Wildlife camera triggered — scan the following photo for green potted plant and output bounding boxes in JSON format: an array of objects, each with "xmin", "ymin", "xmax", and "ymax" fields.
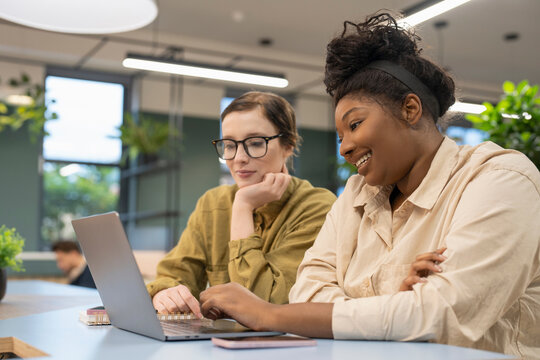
[
  {"xmin": 466, "ymin": 80, "xmax": 540, "ymax": 170},
  {"xmin": 0, "ymin": 225, "xmax": 25, "ymax": 301},
  {"xmin": 117, "ymin": 113, "xmax": 179, "ymax": 165},
  {"xmin": 0, "ymin": 73, "xmax": 58, "ymax": 142}
]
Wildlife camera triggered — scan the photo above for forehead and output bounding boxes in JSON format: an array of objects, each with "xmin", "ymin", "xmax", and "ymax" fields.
[
  {"xmin": 335, "ymin": 96, "xmax": 379, "ymax": 120},
  {"xmin": 221, "ymin": 108, "xmax": 277, "ymax": 138}
]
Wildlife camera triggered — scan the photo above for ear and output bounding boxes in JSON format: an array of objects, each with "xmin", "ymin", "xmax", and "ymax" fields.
[{"xmin": 401, "ymin": 94, "xmax": 423, "ymax": 126}]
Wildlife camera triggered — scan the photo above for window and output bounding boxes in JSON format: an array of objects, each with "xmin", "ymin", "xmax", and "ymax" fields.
[
  {"xmin": 44, "ymin": 76, "xmax": 123, "ymax": 163},
  {"xmin": 217, "ymin": 96, "xmax": 235, "ymax": 185},
  {"xmin": 445, "ymin": 126, "xmax": 486, "ymax": 146},
  {"xmin": 41, "ymin": 70, "xmax": 130, "ymax": 248}
]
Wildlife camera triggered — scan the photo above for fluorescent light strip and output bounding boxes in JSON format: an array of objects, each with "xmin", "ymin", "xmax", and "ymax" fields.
[
  {"xmin": 449, "ymin": 102, "xmax": 530, "ymax": 119},
  {"xmin": 398, "ymin": 0, "xmax": 472, "ymax": 28},
  {"xmin": 449, "ymin": 101, "xmax": 486, "ymax": 114},
  {"xmin": 122, "ymin": 58, "xmax": 288, "ymax": 88}
]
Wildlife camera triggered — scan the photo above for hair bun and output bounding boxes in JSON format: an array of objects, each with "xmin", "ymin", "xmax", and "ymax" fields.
[{"xmin": 325, "ymin": 12, "xmax": 455, "ymax": 120}]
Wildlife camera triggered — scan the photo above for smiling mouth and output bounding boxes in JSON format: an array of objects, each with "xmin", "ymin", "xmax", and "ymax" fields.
[{"xmin": 355, "ymin": 152, "xmax": 372, "ymax": 168}]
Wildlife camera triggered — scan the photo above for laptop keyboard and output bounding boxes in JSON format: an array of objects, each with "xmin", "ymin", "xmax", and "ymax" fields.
[{"xmin": 160, "ymin": 318, "xmax": 220, "ymax": 335}]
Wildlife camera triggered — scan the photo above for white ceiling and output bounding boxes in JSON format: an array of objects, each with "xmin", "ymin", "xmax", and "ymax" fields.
[{"xmin": 0, "ymin": 0, "xmax": 539, "ymax": 103}]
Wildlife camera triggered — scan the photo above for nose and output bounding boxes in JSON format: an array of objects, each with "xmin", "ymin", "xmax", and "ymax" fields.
[
  {"xmin": 339, "ymin": 135, "xmax": 354, "ymax": 159},
  {"xmin": 234, "ymin": 143, "xmax": 250, "ymax": 162}
]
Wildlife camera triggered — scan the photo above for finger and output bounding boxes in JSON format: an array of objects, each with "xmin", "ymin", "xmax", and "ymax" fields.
[
  {"xmin": 415, "ymin": 252, "xmax": 447, "ymax": 263},
  {"xmin": 200, "ymin": 296, "xmax": 220, "ymax": 318},
  {"xmin": 435, "ymin": 247, "xmax": 448, "ymax": 259},
  {"xmin": 167, "ymin": 292, "xmax": 190, "ymax": 313},
  {"xmin": 263, "ymin": 172, "xmax": 276, "ymax": 184},
  {"xmin": 178, "ymin": 286, "xmax": 202, "ymax": 318},
  {"xmin": 206, "ymin": 307, "xmax": 224, "ymax": 320},
  {"xmin": 272, "ymin": 174, "xmax": 289, "ymax": 192},
  {"xmin": 160, "ymin": 296, "xmax": 180, "ymax": 314},
  {"xmin": 411, "ymin": 260, "xmax": 442, "ymax": 274},
  {"xmin": 153, "ymin": 298, "xmax": 167, "ymax": 314},
  {"xmin": 408, "ymin": 275, "xmax": 427, "ymax": 285},
  {"xmin": 400, "ymin": 275, "xmax": 428, "ymax": 291}
]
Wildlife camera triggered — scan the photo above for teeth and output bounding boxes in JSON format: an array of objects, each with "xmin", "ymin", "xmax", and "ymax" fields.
[{"xmin": 355, "ymin": 152, "xmax": 372, "ymax": 167}]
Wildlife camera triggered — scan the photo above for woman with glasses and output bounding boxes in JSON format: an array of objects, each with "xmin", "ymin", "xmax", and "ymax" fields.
[
  {"xmin": 197, "ymin": 13, "xmax": 540, "ymax": 359},
  {"xmin": 146, "ymin": 91, "xmax": 336, "ymax": 318}
]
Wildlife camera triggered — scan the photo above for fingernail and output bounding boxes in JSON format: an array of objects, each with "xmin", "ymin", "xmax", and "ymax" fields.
[
  {"xmin": 440, "ymin": 255, "xmax": 447, "ymax": 260},
  {"xmin": 435, "ymin": 265, "xmax": 442, "ymax": 272}
]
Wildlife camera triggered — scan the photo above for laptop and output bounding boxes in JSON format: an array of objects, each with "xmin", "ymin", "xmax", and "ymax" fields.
[{"xmin": 72, "ymin": 211, "xmax": 282, "ymax": 341}]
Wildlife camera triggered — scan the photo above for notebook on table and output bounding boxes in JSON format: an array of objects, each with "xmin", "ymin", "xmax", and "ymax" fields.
[{"xmin": 72, "ymin": 211, "xmax": 282, "ymax": 341}]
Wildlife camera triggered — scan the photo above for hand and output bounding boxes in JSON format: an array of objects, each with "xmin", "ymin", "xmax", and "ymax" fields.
[
  {"xmin": 234, "ymin": 164, "xmax": 291, "ymax": 211},
  {"xmin": 399, "ymin": 247, "xmax": 447, "ymax": 291},
  {"xmin": 200, "ymin": 282, "xmax": 274, "ymax": 331},
  {"xmin": 152, "ymin": 284, "xmax": 202, "ymax": 318}
]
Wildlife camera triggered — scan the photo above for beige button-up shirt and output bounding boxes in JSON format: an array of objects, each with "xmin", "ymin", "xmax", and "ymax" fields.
[{"xmin": 289, "ymin": 137, "xmax": 540, "ymax": 359}]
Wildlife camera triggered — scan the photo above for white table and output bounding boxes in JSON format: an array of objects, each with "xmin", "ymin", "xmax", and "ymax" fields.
[{"xmin": 0, "ymin": 281, "xmax": 514, "ymax": 360}]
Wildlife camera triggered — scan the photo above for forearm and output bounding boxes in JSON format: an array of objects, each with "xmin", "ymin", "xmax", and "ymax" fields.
[
  {"xmin": 264, "ymin": 302, "xmax": 334, "ymax": 338},
  {"xmin": 230, "ymin": 202, "xmax": 255, "ymax": 240}
]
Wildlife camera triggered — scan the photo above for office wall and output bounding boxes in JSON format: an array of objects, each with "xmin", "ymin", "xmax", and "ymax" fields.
[
  {"xmin": 132, "ymin": 113, "xmax": 221, "ymax": 250},
  {"xmin": 0, "ymin": 126, "xmax": 41, "ymax": 251},
  {"xmin": 0, "ymin": 59, "xmax": 337, "ymax": 261},
  {"xmin": 131, "ymin": 111, "xmax": 338, "ymax": 251}
]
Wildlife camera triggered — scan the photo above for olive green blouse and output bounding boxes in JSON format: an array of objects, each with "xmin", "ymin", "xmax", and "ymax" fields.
[{"xmin": 146, "ymin": 176, "xmax": 336, "ymax": 304}]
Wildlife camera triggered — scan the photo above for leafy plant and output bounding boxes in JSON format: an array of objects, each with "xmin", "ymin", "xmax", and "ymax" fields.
[
  {"xmin": 466, "ymin": 80, "xmax": 540, "ymax": 170},
  {"xmin": 41, "ymin": 163, "xmax": 119, "ymax": 246},
  {"xmin": 0, "ymin": 73, "xmax": 58, "ymax": 142},
  {"xmin": 117, "ymin": 113, "xmax": 179, "ymax": 164},
  {"xmin": 0, "ymin": 225, "xmax": 25, "ymax": 272}
]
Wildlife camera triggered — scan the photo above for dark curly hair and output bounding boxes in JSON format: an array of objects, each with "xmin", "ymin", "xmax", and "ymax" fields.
[{"xmin": 324, "ymin": 12, "xmax": 455, "ymax": 122}]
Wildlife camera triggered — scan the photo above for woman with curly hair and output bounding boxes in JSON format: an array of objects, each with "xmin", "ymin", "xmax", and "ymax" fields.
[{"xmin": 199, "ymin": 13, "xmax": 540, "ymax": 359}]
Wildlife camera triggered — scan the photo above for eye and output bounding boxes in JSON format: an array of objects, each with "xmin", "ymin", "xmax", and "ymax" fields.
[
  {"xmin": 246, "ymin": 139, "xmax": 265, "ymax": 148},
  {"xmin": 350, "ymin": 120, "xmax": 362, "ymax": 131}
]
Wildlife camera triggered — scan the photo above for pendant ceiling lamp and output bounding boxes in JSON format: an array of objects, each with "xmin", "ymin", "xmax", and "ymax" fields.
[{"xmin": 0, "ymin": 0, "xmax": 157, "ymax": 34}]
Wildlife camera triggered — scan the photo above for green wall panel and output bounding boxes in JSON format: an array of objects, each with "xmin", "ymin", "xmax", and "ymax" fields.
[
  {"xmin": 296, "ymin": 128, "xmax": 338, "ymax": 193},
  {"xmin": 0, "ymin": 128, "xmax": 41, "ymax": 251}
]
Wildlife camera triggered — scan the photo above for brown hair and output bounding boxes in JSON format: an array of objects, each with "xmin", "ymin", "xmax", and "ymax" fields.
[
  {"xmin": 324, "ymin": 12, "xmax": 455, "ymax": 123},
  {"xmin": 221, "ymin": 91, "xmax": 302, "ymax": 154},
  {"xmin": 52, "ymin": 240, "xmax": 81, "ymax": 254}
]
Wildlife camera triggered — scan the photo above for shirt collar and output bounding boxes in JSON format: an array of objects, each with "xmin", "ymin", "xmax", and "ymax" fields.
[
  {"xmin": 67, "ymin": 259, "xmax": 87, "ymax": 282},
  {"xmin": 352, "ymin": 136, "xmax": 459, "ymax": 211},
  {"xmin": 407, "ymin": 136, "xmax": 458, "ymax": 210}
]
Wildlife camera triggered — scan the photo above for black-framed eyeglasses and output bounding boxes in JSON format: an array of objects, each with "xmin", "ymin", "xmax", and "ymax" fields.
[{"xmin": 211, "ymin": 134, "xmax": 283, "ymax": 160}]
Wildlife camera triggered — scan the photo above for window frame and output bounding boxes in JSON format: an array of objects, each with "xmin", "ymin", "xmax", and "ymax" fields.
[{"xmin": 39, "ymin": 66, "xmax": 132, "ymax": 249}]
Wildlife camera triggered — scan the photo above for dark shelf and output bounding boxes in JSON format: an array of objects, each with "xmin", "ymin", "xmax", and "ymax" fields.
[
  {"xmin": 119, "ymin": 210, "xmax": 180, "ymax": 222},
  {"xmin": 121, "ymin": 159, "xmax": 181, "ymax": 179}
]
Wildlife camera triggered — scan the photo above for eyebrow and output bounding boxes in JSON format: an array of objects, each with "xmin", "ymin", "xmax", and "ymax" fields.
[
  {"xmin": 221, "ymin": 132, "xmax": 267, "ymax": 139},
  {"xmin": 340, "ymin": 107, "xmax": 368, "ymax": 122}
]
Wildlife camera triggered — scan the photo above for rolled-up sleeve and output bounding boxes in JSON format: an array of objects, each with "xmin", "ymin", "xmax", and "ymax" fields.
[
  {"xmin": 228, "ymin": 217, "xmax": 327, "ymax": 304},
  {"xmin": 228, "ymin": 190, "xmax": 335, "ymax": 304},
  {"xmin": 146, "ymin": 200, "xmax": 208, "ymax": 299},
  {"xmin": 332, "ymin": 169, "xmax": 540, "ymax": 345}
]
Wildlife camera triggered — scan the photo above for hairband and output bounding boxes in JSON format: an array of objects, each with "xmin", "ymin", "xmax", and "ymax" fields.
[{"xmin": 365, "ymin": 60, "xmax": 440, "ymax": 118}]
